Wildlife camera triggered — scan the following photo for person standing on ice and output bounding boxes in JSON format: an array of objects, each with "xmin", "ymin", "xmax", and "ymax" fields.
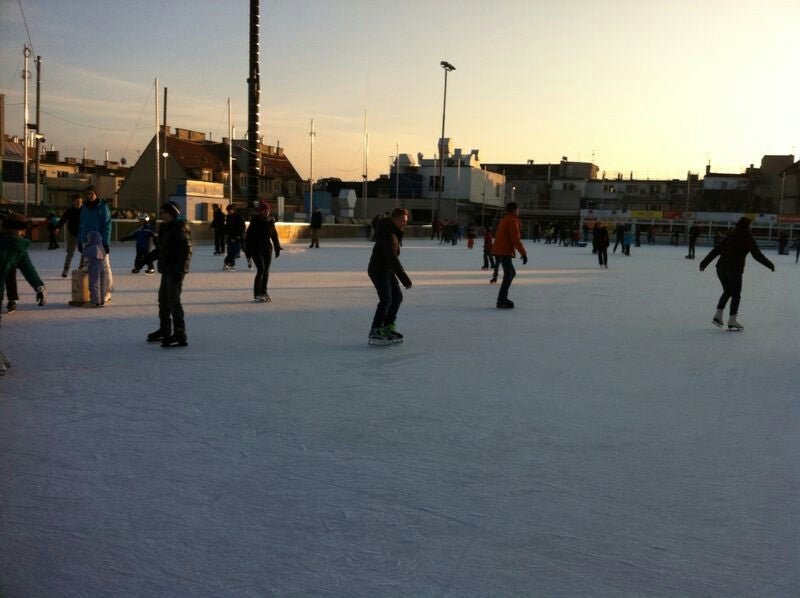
[
  {"xmin": 491, "ymin": 202, "xmax": 527, "ymax": 309},
  {"xmin": 81, "ymin": 231, "xmax": 107, "ymax": 307},
  {"xmin": 147, "ymin": 202, "xmax": 192, "ymax": 347},
  {"xmin": 699, "ymin": 217, "xmax": 774, "ymax": 331},
  {"xmin": 245, "ymin": 200, "xmax": 281, "ymax": 303},
  {"xmin": 210, "ymin": 204, "xmax": 226, "ymax": 255},
  {"xmin": 686, "ymin": 224, "xmax": 700, "ymax": 259},
  {"xmin": 78, "ymin": 186, "xmax": 113, "ymax": 303},
  {"xmin": 309, "ymin": 207, "xmax": 322, "ymax": 248},
  {"xmin": 593, "ymin": 221, "xmax": 609, "ymax": 268},
  {"xmin": 367, "ymin": 207, "xmax": 412, "ymax": 345},
  {"xmin": 482, "ymin": 226, "xmax": 495, "ymax": 271},
  {"xmin": 56, "ymin": 194, "xmax": 83, "ymax": 277}
]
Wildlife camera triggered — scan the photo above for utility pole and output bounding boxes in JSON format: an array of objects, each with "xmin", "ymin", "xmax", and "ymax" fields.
[
  {"xmin": 308, "ymin": 118, "xmax": 315, "ymax": 219},
  {"xmin": 154, "ymin": 78, "xmax": 160, "ymax": 217},
  {"xmin": 34, "ymin": 55, "xmax": 41, "ymax": 207},
  {"xmin": 395, "ymin": 142, "xmax": 400, "ymax": 208},
  {"xmin": 162, "ymin": 87, "xmax": 168, "ymax": 204},
  {"xmin": 22, "ymin": 45, "xmax": 30, "ymax": 215},
  {"xmin": 436, "ymin": 60, "xmax": 455, "ymax": 223},
  {"xmin": 247, "ymin": 0, "xmax": 262, "ymax": 208},
  {"xmin": 227, "ymin": 97, "xmax": 233, "ymax": 206},
  {"xmin": 362, "ymin": 110, "xmax": 368, "ymax": 218}
]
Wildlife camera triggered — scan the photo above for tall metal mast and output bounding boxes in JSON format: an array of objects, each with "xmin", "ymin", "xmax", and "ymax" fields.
[{"xmin": 247, "ymin": 0, "xmax": 261, "ymax": 208}]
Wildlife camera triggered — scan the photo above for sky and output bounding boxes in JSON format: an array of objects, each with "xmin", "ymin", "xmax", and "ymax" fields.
[{"xmin": 1, "ymin": 0, "xmax": 799, "ymax": 182}]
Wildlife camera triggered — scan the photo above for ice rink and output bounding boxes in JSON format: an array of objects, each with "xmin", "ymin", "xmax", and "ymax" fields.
[{"xmin": 1, "ymin": 236, "xmax": 798, "ymax": 596}]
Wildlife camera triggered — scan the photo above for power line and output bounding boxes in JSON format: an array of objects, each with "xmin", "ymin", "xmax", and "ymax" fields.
[
  {"xmin": 121, "ymin": 90, "xmax": 153, "ymax": 160},
  {"xmin": 16, "ymin": 0, "xmax": 36, "ymax": 56},
  {"xmin": 41, "ymin": 109, "xmax": 151, "ymax": 132}
]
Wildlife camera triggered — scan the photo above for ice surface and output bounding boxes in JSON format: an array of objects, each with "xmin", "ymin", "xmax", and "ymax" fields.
[{"xmin": 1, "ymin": 239, "xmax": 798, "ymax": 596}]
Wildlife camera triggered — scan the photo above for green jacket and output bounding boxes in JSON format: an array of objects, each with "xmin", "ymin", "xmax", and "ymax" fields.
[{"xmin": 0, "ymin": 233, "xmax": 44, "ymax": 304}]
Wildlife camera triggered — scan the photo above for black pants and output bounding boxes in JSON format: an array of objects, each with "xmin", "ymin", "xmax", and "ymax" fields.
[
  {"xmin": 613, "ymin": 238, "xmax": 623, "ymax": 252},
  {"xmin": 716, "ymin": 267, "xmax": 742, "ymax": 315},
  {"xmin": 48, "ymin": 232, "xmax": 59, "ymax": 249},
  {"xmin": 158, "ymin": 273, "xmax": 186, "ymax": 335},
  {"xmin": 497, "ymin": 256, "xmax": 515, "ymax": 302},
  {"xmin": 688, "ymin": 240, "xmax": 696, "ymax": 258},
  {"xmin": 597, "ymin": 247, "xmax": 608, "ymax": 266},
  {"xmin": 370, "ymin": 271, "xmax": 402, "ymax": 330},
  {"xmin": 214, "ymin": 229, "xmax": 225, "ymax": 254},
  {"xmin": 134, "ymin": 248, "xmax": 154, "ymax": 271},
  {"xmin": 252, "ymin": 251, "xmax": 272, "ymax": 296},
  {"xmin": 5, "ymin": 268, "xmax": 18, "ymax": 302},
  {"xmin": 483, "ymin": 249, "xmax": 495, "ymax": 269}
]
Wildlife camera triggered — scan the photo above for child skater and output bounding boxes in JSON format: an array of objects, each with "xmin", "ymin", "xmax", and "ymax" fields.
[
  {"xmin": 121, "ymin": 214, "xmax": 157, "ymax": 273},
  {"xmin": 82, "ymin": 231, "xmax": 107, "ymax": 307}
]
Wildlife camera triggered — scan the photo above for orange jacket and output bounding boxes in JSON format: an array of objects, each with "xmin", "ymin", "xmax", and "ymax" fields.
[{"xmin": 491, "ymin": 213, "xmax": 526, "ymax": 257}]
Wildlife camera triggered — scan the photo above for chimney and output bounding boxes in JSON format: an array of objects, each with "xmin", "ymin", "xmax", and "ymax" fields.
[
  {"xmin": 83, "ymin": 147, "xmax": 88, "ymax": 161},
  {"xmin": 705, "ymin": 163, "xmax": 711, "ymax": 176}
]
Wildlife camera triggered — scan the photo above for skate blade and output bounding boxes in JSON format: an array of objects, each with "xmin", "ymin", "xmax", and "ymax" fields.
[
  {"xmin": 712, "ymin": 320, "xmax": 724, "ymax": 328},
  {"xmin": 368, "ymin": 339, "xmax": 392, "ymax": 347}
]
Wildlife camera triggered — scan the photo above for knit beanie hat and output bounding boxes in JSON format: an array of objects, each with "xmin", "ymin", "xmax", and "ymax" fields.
[{"xmin": 160, "ymin": 201, "xmax": 180, "ymax": 218}]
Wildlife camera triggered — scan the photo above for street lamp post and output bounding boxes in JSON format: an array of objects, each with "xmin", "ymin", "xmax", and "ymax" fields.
[{"xmin": 436, "ymin": 60, "xmax": 455, "ymax": 223}]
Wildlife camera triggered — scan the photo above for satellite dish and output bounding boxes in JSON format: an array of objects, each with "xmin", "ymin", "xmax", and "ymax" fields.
[{"xmin": 120, "ymin": 157, "xmax": 127, "ymax": 165}]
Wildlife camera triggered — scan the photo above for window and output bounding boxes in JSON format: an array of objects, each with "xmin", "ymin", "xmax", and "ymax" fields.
[
  {"xmin": 201, "ymin": 169, "xmax": 212, "ymax": 182},
  {"xmin": 495, "ymin": 183, "xmax": 501, "ymax": 198},
  {"xmin": 272, "ymin": 179, "xmax": 281, "ymax": 192},
  {"xmin": 239, "ymin": 174, "xmax": 247, "ymax": 189},
  {"xmin": 429, "ymin": 176, "xmax": 443, "ymax": 191},
  {"xmin": 288, "ymin": 181, "xmax": 296, "ymax": 195}
]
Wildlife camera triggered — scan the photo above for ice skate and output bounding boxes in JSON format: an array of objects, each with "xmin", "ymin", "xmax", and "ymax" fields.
[
  {"xmin": 145, "ymin": 268, "xmax": 155, "ymax": 274},
  {"xmin": 146, "ymin": 329, "xmax": 168, "ymax": 343},
  {"xmin": 727, "ymin": 315, "xmax": 743, "ymax": 331},
  {"xmin": 712, "ymin": 309, "xmax": 724, "ymax": 328},
  {"xmin": 162, "ymin": 333, "xmax": 188, "ymax": 348},
  {"xmin": 489, "ymin": 276, "xmax": 497, "ymax": 284},
  {"xmin": 383, "ymin": 323, "xmax": 404, "ymax": 344},
  {"xmin": 496, "ymin": 299, "xmax": 515, "ymax": 309},
  {"xmin": 131, "ymin": 268, "xmax": 140, "ymax": 274},
  {"xmin": 0, "ymin": 351, "xmax": 10, "ymax": 375},
  {"xmin": 6, "ymin": 301, "xmax": 16, "ymax": 313},
  {"xmin": 368, "ymin": 327, "xmax": 391, "ymax": 346},
  {"xmin": 61, "ymin": 268, "xmax": 68, "ymax": 278}
]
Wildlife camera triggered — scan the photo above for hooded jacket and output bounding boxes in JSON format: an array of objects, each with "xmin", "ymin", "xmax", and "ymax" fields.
[
  {"xmin": 245, "ymin": 213, "xmax": 282, "ymax": 257},
  {"xmin": 82, "ymin": 231, "xmax": 106, "ymax": 261},
  {"xmin": 367, "ymin": 218, "xmax": 411, "ymax": 287}
]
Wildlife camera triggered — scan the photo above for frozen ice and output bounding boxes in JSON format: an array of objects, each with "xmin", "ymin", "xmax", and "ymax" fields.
[{"xmin": 1, "ymin": 238, "xmax": 798, "ymax": 596}]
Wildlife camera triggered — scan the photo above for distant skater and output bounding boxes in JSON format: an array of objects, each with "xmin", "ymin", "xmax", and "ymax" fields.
[
  {"xmin": 593, "ymin": 222, "xmax": 609, "ymax": 268},
  {"xmin": 223, "ymin": 205, "xmax": 245, "ymax": 271},
  {"xmin": 367, "ymin": 208, "xmax": 412, "ymax": 346},
  {"xmin": 482, "ymin": 226, "xmax": 495, "ymax": 271},
  {"xmin": 686, "ymin": 224, "xmax": 700, "ymax": 259},
  {"xmin": 491, "ymin": 202, "xmax": 527, "ymax": 309},
  {"xmin": 245, "ymin": 200, "xmax": 281, "ymax": 303},
  {"xmin": 82, "ymin": 231, "xmax": 107, "ymax": 307},
  {"xmin": 121, "ymin": 214, "xmax": 157, "ymax": 273},
  {"xmin": 310, "ymin": 207, "xmax": 322, "ymax": 248},
  {"xmin": 210, "ymin": 204, "xmax": 226, "ymax": 255},
  {"xmin": 699, "ymin": 217, "xmax": 774, "ymax": 331},
  {"xmin": 56, "ymin": 194, "xmax": 83, "ymax": 277}
]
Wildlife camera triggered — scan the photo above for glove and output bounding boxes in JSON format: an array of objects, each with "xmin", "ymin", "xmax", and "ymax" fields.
[
  {"xmin": 404, "ymin": 281, "xmax": 413, "ymax": 290},
  {"xmin": 770, "ymin": 264, "xmax": 775, "ymax": 272},
  {"xmin": 36, "ymin": 286, "xmax": 47, "ymax": 306},
  {"xmin": 274, "ymin": 248, "xmax": 281, "ymax": 258},
  {"xmin": 522, "ymin": 254, "xmax": 528, "ymax": 265},
  {"xmin": 103, "ymin": 244, "xmax": 110, "ymax": 254},
  {"xmin": 77, "ymin": 242, "xmax": 83, "ymax": 252}
]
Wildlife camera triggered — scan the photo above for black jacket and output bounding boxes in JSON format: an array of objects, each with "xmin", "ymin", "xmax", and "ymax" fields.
[
  {"xmin": 310, "ymin": 210, "xmax": 323, "ymax": 229},
  {"xmin": 157, "ymin": 217, "xmax": 192, "ymax": 275},
  {"xmin": 245, "ymin": 214, "xmax": 281, "ymax": 257},
  {"xmin": 368, "ymin": 219, "xmax": 411, "ymax": 286},
  {"xmin": 225, "ymin": 212, "xmax": 246, "ymax": 240},
  {"xmin": 210, "ymin": 208, "xmax": 226, "ymax": 230},
  {"xmin": 699, "ymin": 229, "xmax": 773, "ymax": 273},
  {"xmin": 593, "ymin": 226, "xmax": 609, "ymax": 249},
  {"xmin": 56, "ymin": 206, "xmax": 82, "ymax": 237}
]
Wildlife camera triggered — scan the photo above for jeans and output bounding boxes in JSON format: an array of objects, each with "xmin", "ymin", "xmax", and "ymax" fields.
[
  {"xmin": 369, "ymin": 271, "xmax": 402, "ymax": 330},
  {"xmin": 483, "ymin": 250, "xmax": 495, "ymax": 269},
  {"xmin": 716, "ymin": 267, "xmax": 742, "ymax": 315},
  {"xmin": 159, "ymin": 273, "xmax": 185, "ymax": 335},
  {"xmin": 63, "ymin": 232, "xmax": 78, "ymax": 272},
  {"xmin": 688, "ymin": 240, "xmax": 696, "ymax": 258},
  {"xmin": 252, "ymin": 252, "xmax": 272, "ymax": 296},
  {"xmin": 597, "ymin": 247, "xmax": 608, "ymax": 266},
  {"xmin": 310, "ymin": 229, "xmax": 320, "ymax": 247},
  {"xmin": 497, "ymin": 256, "xmax": 515, "ymax": 302},
  {"xmin": 87, "ymin": 257, "xmax": 105, "ymax": 304}
]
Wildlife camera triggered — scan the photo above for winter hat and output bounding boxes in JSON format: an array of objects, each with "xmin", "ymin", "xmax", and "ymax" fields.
[
  {"xmin": 226, "ymin": 204, "xmax": 235, "ymax": 212},
  {"xmin": 2, "ymin": 213, "xmax": 28, "ymax": 230},
  {"xmin": 258, "ymin": 199, "xmax": 271, "ymax": 212},
  {"xmin": 160, "ymin": 201, "xmax": 180, "ymax": 218}
]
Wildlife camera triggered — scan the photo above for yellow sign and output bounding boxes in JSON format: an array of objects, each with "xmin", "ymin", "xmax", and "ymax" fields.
[{"xmin": 630, "ymin": 210, "xmax": 662, "ymax": 219}]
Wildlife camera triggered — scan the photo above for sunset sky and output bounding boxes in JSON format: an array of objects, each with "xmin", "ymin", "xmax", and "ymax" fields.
[{"xmin": 1, "ymin": 0, "xmax": 798, "ymax": 182}]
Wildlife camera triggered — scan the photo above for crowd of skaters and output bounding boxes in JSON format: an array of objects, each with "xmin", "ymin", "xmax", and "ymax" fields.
[{"xmin": 0, "ymin": 194, "xmax": 795, "ymax": 368}]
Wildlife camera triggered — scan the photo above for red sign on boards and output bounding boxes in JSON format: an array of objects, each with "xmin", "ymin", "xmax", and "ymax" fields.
[{"xmin": 662, "ymin": 211, "xmax": 682, "ymax": 219}]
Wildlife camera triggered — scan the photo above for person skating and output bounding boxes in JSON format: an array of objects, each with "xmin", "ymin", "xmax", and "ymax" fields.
[
  {"xmin": 482, "ymin": 226, "xmax": 495, "ymax": 271},
  {"xmin": 210, "ymin": 204, "xmax": 226, "ymax": 255},
  {"xmin": 56, "ymin": 194, "xmax": 82, "ymax": 277},
  {"xmin": 78, "ymin": 186, "xmax": 113, "ymax": 303},
  {"xmin": 147, "ymin": 202, "xmax": 192, "ymax": 347},
  {"xmin": 245, "ymin": 200, "xmax": 281, "ymax": 303},
  {"xmin": 223, "ymin": 205, "xmax": 246, "ymax": 271},
  {"xmin": 46, "ymin": 211, "xmax": 60, "ymax": 249},
  {"xmin": 310, "ymin": 207, "xmax": 323, "ymax": 248},
  {"xmin": 0, "ymin": 214, "xmax": 47, "ymax": 324},
  {"xmin": 491, "ymin": 202, "xmax": 527, "ymax": 309},
  {"xmin": 367, "ymin": 208, "xmax": 412, "ymax": 345},
  {"xmin": 81, "ymin": 231, "xmax": 107, "ymax": 307},
  {"xmin": 686, "ymin": 224, "xmax": 700, "ymax": 259},
  {"xmin": 121, "ymin": 214, "xmax": 158, "ymax": 273},
  {"xmin": 593, "ymin": 222, "xmax": 609, "ymax": 268},
  {"xmin": 613, "ymin": 222, "xmax": 625, "ymax": 253},
  {"xmin": 699, "ymin": 217, "xmax": 774, "ymax": 331}
]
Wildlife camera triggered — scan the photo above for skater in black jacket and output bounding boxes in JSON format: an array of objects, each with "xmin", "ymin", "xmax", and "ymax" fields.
[
  {"xmin": 223, "ymin": 205, "xmax": 246, "ymax": 270},
  {"xmin": 210, "ymin": 204, "xmax": 226, "ymax": 255},
  {"xmin": 593, "ymin": 222, "xmax": 609, "ymax": 268},
  {"xmin": 245, "ymin": 200, "xmax": 282, "ymax": 302},
  {"xmin": 699, "ymin": 217, "xmax": 774, "ymax": 331},
  {"xmin": 367, "ymin": 208, "xmax": 412, "ymax": 345},
  {"xmin": 147, "ymin": 202, "xmax": 192, "ymax": 347},
  {"xmin": 686, "ymin": 224, "xmax": 700, "ymax": 259},
  {"xmin": 310, "ymin": 207, "xmax": 322, "ymax": 248}
]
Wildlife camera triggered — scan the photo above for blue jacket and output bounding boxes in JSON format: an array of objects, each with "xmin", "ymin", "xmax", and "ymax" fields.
[
  {"xmin": 78, "ymin": 200, "xmax": 112, "ymax": 246},
  {"xmin": 122, "ymin": 226, "xmax": 157, "ymax": 251}
]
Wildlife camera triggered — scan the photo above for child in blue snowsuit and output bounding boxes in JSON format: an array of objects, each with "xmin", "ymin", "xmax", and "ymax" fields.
[
  {"xmin": 122, "ymin": 216, "xmax": 158, "ymax": 273},
  {"xmin": 82, "ymin": 231, "xmax": 106, "ymax": 306}
]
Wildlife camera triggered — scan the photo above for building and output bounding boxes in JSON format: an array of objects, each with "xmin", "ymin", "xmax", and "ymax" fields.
[{"xmin": 118, "ymin": 127, "xmax": 304, "ymax": 220}]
